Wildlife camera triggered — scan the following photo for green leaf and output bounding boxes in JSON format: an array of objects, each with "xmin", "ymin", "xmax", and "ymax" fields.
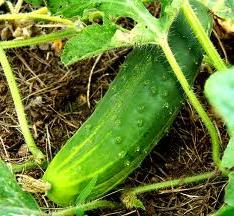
[
  {"xmin": 48, "ymin": 0, "xmax": 95, "ymax": 18},
  {"xmin": 0, "ymin": 207, "xmax": 41, "ymax": 216},
  {"xmin": 47, "ymin": 0, "xmax": 150, "ymax": 22},
  {"xmin": 131, "ymin": 197, "xmax": 145, "ymax": 210},
  {"xmin": 195, "ymin": 0, "xmax": 234, "ymax": 21},
  {"xmin": 48, "ymin": 0, "xmax": 188, "ymax": 56},
  {"xmin": 96, "ymin": 0, "xmax": 149, "ymax": 22},
  {"xmin": 0, "ymin": 160, "xmax": 41, "ymax": 215},
  {"xmin": 47, "ymin": 0, "xmax": 179, "ymax": 40},
  {"xmin": 205, "ymin": 67, "xmax": 234, "ymax": 137},
  {"xmin": 221, "ymin": 137, "xmax": 234, "ymax": 169},
  {"xmin": 61, "ymin": 24, "xmax": 117, "ymax": 65},
  {"xmin": 60, "ymin": 0, "xmax": 210, "ymax": 66},
  {"xmin": 75, "ymin": 175, "xmax": 97, "ymax": 216},
  {"xmin": 159, "ymin": 0, "xmax": 184, "ymax": 32},
  {"xmin": 62, "ymin": 22, "xmax": 157, "ymax": 65},
  {"xmin": 212, "ymin": 205, "xmax": 234, "ymax": 216},
  {"xmin": 225, "ymin": 172, "xmax": 234, "ymax": 206},
  {"xmin": 76, "ymin": 176, "xmax": 98, "ymax": 204},
  {"xmin": 122, "ymin": 193, "xmax": 145, "ymax": 210}
]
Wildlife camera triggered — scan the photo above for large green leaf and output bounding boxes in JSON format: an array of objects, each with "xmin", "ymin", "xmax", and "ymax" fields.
[
  {"xmin": 0, "ymin": 160, "xmax": 41, "ymax": 216},
  {"xmin": 47, "ymin": 0, "xmax": 181, "ymax": 41},
  {"xmin": 196, "ymin": 0, "xmax": 234, "ymax": 21},
  {"xmin": 221, "ymin": 137, "xmax": 234, "ymax": 169},
  {"xmin": 205, "ymin": 67, "xmax": 234, "ymax": 137},
  {"xmin": 225, "ymin": 172, "xmax": 234, "ymax": 207},
  {"xmin": 47, "ymin": 0, "xmax": 150, "ymax": 22},
  {"xmin": 59, "ymin": 0, "xmax": 184, "ymax": 65},
  {"xmin": 212, "ymin": 205, "xmax": 234, "ymax": 216}
]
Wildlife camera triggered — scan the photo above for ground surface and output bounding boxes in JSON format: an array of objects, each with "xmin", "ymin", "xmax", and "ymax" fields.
[{"xmin": 0, "ymin": 3, "xmax": 234, "ymax": 216}]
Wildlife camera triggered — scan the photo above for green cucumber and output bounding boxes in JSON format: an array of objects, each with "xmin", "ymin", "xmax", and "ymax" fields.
[{"xmin": 43, "ymin": 4, "xmax": 212, "ymax": 206}]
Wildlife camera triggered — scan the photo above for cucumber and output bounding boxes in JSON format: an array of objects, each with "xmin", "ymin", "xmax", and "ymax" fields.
[{"xmin": 43, "ymin": 4, "xmax": 212, "ymax": 206}]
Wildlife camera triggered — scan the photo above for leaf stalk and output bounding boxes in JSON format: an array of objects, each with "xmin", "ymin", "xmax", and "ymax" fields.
[
  {"xmin": 0, "ymin": 46, "xmax": 45, "ymax": 163},
  {"xmin": 125, "ymin": 171, "xmax": 218, "ymax": 196},
  {"xmin": 0, "ymin": 28, "xmax": 79, "ymax": 49},
  {"xmin": 182, "ymin": 0, "xmax": 227, "ymax": 71},
  {"xmin": 0, "ymin": 12, "xmax": 74, "ymax": 26},
  {"xmin": 51, "ymin": 200, "xmax": 118, "ymax": 216},
  {"xmin": 160, "ymin": 39, "xmax": 221, "ymax": 169}
]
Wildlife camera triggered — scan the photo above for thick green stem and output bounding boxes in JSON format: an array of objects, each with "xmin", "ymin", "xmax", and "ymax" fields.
[
  {"xmin": 161, "ymin": 39, "xmax": 221, "ymax": 169},
  {"xmin": 0, "ymin": 47, "xmax": 45, "ymax": 163},
  {"xmin": 182, "ymin": 0, "xmax": 227, "ymax": 71},
  {"xmin": 0, "ymin": 28, "xmax": 79, "ymax": 49},
  {"xmin": 128, "ymin": 171, "xmax": 217, "ymax": 195},
  {"xmin": 52, "ymin": 200, "xmax": 118, "ymax": 216}
]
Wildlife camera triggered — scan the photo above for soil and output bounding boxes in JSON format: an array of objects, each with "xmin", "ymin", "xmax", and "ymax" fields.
[{"xmin": 0, "ymin": 2, "xmax": 233, "ymax": 216}]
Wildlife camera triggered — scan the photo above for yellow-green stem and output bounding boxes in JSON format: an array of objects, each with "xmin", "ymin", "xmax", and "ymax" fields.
[
  {"xmin": 182, "ymin": 0, "xmax": 227, "ymax": 71},
  {"xmin": 128, "ymin": 171, "xmax": 218, "ymax": 195},
  {"xmin": 0, "ymin": 47, "xmax": 45, "ymax": 163},
  {"xmin": 0, "ymin": 12, "xmax": 74, "ymax": 26},
  {"xmin": 52, "ymin": 200, "xmax": 118, "ymax": 216},
  {"xmin": 0, "ymin": 28, "xmax": 79, "ymax": 49},
  {"xmin": 9, "ymin": 160, "xmax": 48, "ymax": 173},
  {"xmin": 30, "ymin": 7, "xmax": 49, "ymax": 15},
  {"xmin": 161, "ymin": 39, "xmax": 221, "ymax": 169}
]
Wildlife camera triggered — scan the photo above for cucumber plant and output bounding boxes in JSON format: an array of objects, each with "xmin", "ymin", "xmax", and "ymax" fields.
[{"xmin": 0, "ymin": 0, "xmax": 233, "ymax": 215}]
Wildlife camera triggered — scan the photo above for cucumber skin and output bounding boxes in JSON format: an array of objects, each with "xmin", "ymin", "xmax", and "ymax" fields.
[{"xmin": 43, "ymin": 5, "xmax": 212, "ymax": 206}]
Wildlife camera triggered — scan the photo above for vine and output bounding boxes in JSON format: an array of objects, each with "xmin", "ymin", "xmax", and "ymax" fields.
[{"xmin": 0, "ymin": 46, "xmax": 45, "ymax": 163}]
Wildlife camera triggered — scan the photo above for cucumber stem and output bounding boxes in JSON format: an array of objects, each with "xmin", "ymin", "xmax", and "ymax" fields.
[
  {"xmin": 9, "ymin": 160, "xmax": 47, "ymax": 173},
  {"xmin": 125, "ymin": 171, "xmax": 218, "ymax": 196},
  {"xmin": 52, "ymin": 200, "xmax": 118, "ymax": 216},
  {"xmin": 0, "ymin": 47, "xmax": 45, "ymax": 163},
  {"xmin": 0, "ymin": 12, "xmax": 74, "ymax": 26},
  {"xmin": 0, "ymin": 28, "xmax": 79, "ymax": 49},
  {"xmin": 161, "ymin": 39, "xmax": 221, "ymax": 169},
  {"xmin": 30, "ymin": 7, "xmax": 49, "ymax": 15},
  {"xmin": 182, "ymin": 0, "xmax": 227, "ymax": 71}
]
